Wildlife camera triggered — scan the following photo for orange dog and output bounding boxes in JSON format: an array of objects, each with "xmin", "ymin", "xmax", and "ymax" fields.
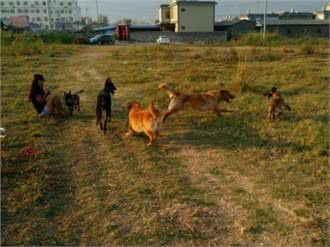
[
  {"xmin": 126, "ymin": 101, "xmax": 162, "ymax": 145},
  {"xmin": 158, "ymin": 83, "xmax": 235, "ymax": 122}
]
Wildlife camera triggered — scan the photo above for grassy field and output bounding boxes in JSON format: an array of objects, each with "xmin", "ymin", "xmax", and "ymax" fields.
[{"xmin": 1, "ymin": 38, "xmax": 329, "ymax": 246}]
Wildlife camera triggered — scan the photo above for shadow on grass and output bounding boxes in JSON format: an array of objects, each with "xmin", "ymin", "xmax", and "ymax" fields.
[{"xmin": 162, "ymin": 112, "xmax": 308, "ymax": 153}]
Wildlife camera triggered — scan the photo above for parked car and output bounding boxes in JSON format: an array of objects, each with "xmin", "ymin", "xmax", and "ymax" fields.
[
  {"xmin": 89, "ymin": 33, "xmax": 115, "ymax": 45},
  {"xmin": 156, "ymin": 35, "xmax": 170, "ymax": 44}
]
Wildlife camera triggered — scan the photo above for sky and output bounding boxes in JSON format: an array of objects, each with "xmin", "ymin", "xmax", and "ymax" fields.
[{"xmin": 77, "ymin": 0, "xmax": 328, "ymax": 23}]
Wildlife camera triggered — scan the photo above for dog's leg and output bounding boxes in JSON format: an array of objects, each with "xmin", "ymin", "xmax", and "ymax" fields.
[
  {"xmin": 212, "ymin": 106, "xmax": 222, "ymax": 117},
  {"xmin": 146, "ymin": 130, "xmax": 155, "ymax": 146},
  {"xmin": 163, "ymin": 108, "xmax": 179, "ymax": 122},
  {"xmin": 104, "ymin": 113, "xmax": 109, "ymax": 135},
  {"xmin": 125, "ymin": 125, "xmax": 134, "ymax": 137}
]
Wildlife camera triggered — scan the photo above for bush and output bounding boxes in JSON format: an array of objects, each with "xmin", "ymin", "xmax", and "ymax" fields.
[
  {"xmin": 230, "ymin": 59, "xmax": 258, "ymax": 94},
  {"xmin": 10, "ymin": 33, "xmax": 46, "ymax": 56},
  {"xmin": 300, "ymin": 43, "xmax": 315, "ymax": 55}
]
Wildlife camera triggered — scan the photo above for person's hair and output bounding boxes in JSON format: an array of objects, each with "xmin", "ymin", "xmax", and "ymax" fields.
[{"xmin": 29, "ymin": 74, "xmax": 45, "ymax": 100}]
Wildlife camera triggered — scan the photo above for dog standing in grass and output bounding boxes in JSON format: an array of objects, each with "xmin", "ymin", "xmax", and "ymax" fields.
[
  {"xmin": 96, "ymin": 78, "xmax": 117, "ymax": 134},
  {"xmin": 264, "ymin": 86, "xmax": 291, "ymax": 120},
  {"xmin": 126, "ymin": 101, "xmax": 162, "ymax": 146},
  {"xmin": 158, "ymin": 83, "xmax": 235, "ymax": 122},
  {"xmin": 64, "ymin": 90, "xmax": 84, "ymax": 115}
]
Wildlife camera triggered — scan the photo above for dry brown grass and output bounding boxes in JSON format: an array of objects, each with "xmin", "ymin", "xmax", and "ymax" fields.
[{"xmin": 1, "ymin": 42, "xmax": 329, "ymax": 246}]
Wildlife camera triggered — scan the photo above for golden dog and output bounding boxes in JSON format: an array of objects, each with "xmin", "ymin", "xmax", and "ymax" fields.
[
  {"xmin": 126, "ymin": 101, "xmax": 162, "ymax": 145},
  {"xmin": 158, "ymin": 83, "xmax": 235, "ymax": 122}
]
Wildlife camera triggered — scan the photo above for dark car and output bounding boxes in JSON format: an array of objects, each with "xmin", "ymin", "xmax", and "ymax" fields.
[{"xmin": 89, "ymin": 33, "xmax": 115, "ymax": 45}]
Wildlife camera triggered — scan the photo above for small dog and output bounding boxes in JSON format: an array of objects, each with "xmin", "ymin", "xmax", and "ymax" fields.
[
  {"xmin": 158, "ymin": 83, "xmax": 235, "ymax": 122},
  {"xmin": 264, "ymin": 86, "xmax": 291, "ymax": 120},
  {"xmin": 96, "ymin": 78, "xmax": 117, "ymax": 134},
  {"xmin": 0, "ymin": 128, "xmax": 6, "ymax": 138},
  {"xmin": 126, "ymin": 101, "xmax": 162, "ymax": 146},
  {"xmin": 64, "ymin": 90, "xmax": 84, "ymax": 115}
]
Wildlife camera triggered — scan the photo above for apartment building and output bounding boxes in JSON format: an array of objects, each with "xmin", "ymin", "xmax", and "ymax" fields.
[
  {"xmin": 0, "ymin": 0, "xmax": 81, "ymax": 30},
  {"xmin": 159, "ymin": 0, "xmax": 217, "ymax": 32}
]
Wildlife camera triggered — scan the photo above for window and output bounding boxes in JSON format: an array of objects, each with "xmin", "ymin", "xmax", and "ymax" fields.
[
  {"xmin": 32, "ymin": 17, "xmax": 36, "ymax": 21},
  {"xmin": 31, "ymin": 9, "xmax": 34, "ymax": 13},
  {"xmin": 37, "ymin": 17, "xmax": 41, "ymax": 21},
  {"xmin": 25, "ymin": 9, "xmax": 28, "ymax": 13},
  {"xmin": 69, "ymin": 17, "xmax": 73, "ymax": 21},
  {"xmin": 42, "ymin": 1, "xmax": 46, "ymax": 5},
  {"xmin": 61, "ymin": 17, "xmax": 65, "ymax": 21},
  {"xmin": 36, "ymin": 9, "xmax": 40, "ymax": 13},
  {"xmin": 24, "ymin": 1, "xmax": 27, "ymax": 5},
  {"xmin": 44, "ymin": 17, "xmax": 48, "ymax": 21},
  {"xmin": 10, "ymin": 9, "xmax": 15, "ymax": 13},
  {"xmin": 68, "ymin": 2, "xmax": 72, "ymax": 6},
  {"xmin": 44, "ymin": 9, "xmax": 47, "ymax": 13},
  {"xmin": 35, "ymin": 1, "xmax": 39, "ymax": 5},
  {"xmin": 68, "ymin": 10, "xmax": 72, "ymax": 14},
  {"xmin": 61, "ymin": 10, "xmax": 64, "ymax": 14},
  {"xmin": 0, "ymin": 2, "xmax": 4, "ymax": 6},
  {"xmin": 18, "ymin": 9, "xmax": 22, "ymax": 13},
  {"xmin": 9, "ymin": 2, "xmax": 14, "ymax": 5},
  {"xmin": 17, "ymin": 1, "xmax": 20, "ymax": 5},
  {"xmin": 60, "ymin": 2, "xmax": 63, "ymax": 6}
]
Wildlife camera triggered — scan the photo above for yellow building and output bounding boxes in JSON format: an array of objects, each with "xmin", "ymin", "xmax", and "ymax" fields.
[{"xmin": 159, "ymin": 0, "xmax": 217, "ymax": 32}]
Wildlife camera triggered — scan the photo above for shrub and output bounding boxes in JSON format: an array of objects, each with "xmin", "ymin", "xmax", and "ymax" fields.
[
  {"xmin": 230, "ymin": 58, "xmax": 258, "ymax": 94},
  {"xmin": 300, "ymin": 43, "xmax": 315, "ymax": 55},
  {"xmin": 10, "ymin": 33, "xmax": 46, "ymax": 56}
]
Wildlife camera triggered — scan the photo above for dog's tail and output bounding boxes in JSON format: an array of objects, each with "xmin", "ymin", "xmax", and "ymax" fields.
[
  {"xmin": 74, "ymin": 90, "xmax": 84, "ymax": 95},
  {"xmin": 148, "ymin": 101, "xmax": 161, "ymax": 120}
]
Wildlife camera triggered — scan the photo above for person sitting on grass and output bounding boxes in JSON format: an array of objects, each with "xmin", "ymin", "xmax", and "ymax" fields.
[{"xmin": 28, "ymin": 74, "xmax": 70, "ymax": 117}]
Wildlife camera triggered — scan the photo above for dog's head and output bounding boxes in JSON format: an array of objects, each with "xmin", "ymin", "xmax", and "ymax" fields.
[
  {"xmin": 127, "ymin": 101, "xmax": 141, "ymax": 112},
  {"xmin": 219, "ymin": 89, "xmax": 235, "ymax": 102},
  {"xmin": 64, "ymin": 91, "xmax": 74, "ymax": 115},
  {"xmin": 104, "ymin": 78, "xmax": 117, "ymax": 95},
  {"xmin": 264, "ymin": 86, "xmax": 277, "ymax": 97}
]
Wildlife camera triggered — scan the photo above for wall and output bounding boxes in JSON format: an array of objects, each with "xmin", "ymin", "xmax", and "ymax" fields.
[
  {"xmin": 130, "ymin": 31, "xmax": 227, "ymax": 43},
  {"xmin": 267, "ymin": 24, "xmax": 329, "ymax": 38},
  {"xmin": 177, "ymin": 3, "xmax": 214, "ymax": 32}
]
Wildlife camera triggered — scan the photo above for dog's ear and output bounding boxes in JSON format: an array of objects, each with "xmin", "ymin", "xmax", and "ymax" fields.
[
  {"xmin": 127, "ymin": 102, "xmax": 133, "ymax": 111},
  {"xmin": 271, "ymin": 86, "xmax": 277, "ymax": 92}
]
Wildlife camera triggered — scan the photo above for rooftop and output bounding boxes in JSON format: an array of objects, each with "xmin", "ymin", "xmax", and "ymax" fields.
[{"xmin": 265, "ymin": 19, "xmax": 330, "ymax": 26}]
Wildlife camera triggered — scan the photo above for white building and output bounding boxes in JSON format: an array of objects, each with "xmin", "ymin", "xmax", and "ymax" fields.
[{"xmin": 0, "ymin": 0, "xmax": 81, "ymax": 30}]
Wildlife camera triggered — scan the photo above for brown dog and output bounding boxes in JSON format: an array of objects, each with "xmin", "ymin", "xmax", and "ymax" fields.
[
  {"xmin": 264, "ymin": 86, "xmax": 291, "ymax": 120},
  {"xmin": 126, "ymin": 101, "xmax": 162, "ymax": 146},
  {"xmin": 158, "ymin": 83, "xmax": 235, "ymax": 122}
]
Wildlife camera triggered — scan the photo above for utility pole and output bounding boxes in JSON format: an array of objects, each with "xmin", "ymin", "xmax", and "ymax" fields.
[
  {"xmin": 96, "ymin": 0, "xmax": 99, "ymax": 21},
  {"xmin": 263, "ymin": 0, "xmax": 268, "ymax": 42}
]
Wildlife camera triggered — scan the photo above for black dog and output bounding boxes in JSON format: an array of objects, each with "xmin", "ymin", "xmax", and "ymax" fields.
[
  {"xmin": 96, "ymin": 78, "xmax": 117, "ymax": 134},
  {"xmin": 64, "ymin": 90, "xmax": 84, "ymax": 115}
]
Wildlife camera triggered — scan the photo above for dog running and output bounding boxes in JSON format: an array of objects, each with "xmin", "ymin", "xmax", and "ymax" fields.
[
  {"xmin": 264, "ymin": 86, "xmax": 291, "ymax": 120},
  {"xmin": 158, "ymin": 83, "xmax": 235, "ymax": 122},
  {"xmin": 96, "ymin": 78, "xmax": 117, "ymax": 134},
  {"xmin": 126, "ymin": 101, "xmax": 162, "ymax": 146}
]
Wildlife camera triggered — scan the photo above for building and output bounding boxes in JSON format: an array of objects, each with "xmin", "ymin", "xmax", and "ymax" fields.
[
  {"xmin": 159, "ymin": 0, "xmax": 217, "ymax": 32},
  {"xmin": 265, "ymin": 20, "xmax": 329, "ymax": 38},
  {"xmin": 278, "ymin": 11, "xmax": 315, "ymax": 20},
  {"xmin": 215, "ymin": 19, "xmax": 256, "ymax": 40},
  {"xmin": 240, "ymin": 13, "xmax": 280, "ymax": 24},
  {"xmin": 315, "ymin": 3, "xmax": 330, "ymax": 20},
  {"xmin": 0, "ymin": 0, "xmax": 81, "ymax": 30}
]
